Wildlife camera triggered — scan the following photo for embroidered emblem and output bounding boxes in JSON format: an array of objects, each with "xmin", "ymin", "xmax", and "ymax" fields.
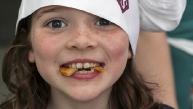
[{"xmin": 117, "ymin": 0, "xmax": 129, "ymax": 13}]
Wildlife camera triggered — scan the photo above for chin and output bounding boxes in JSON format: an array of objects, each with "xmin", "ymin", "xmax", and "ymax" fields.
[
  {"xmin": 68, "ymin": 85, "xmax": 112, "ymax": 102},
  {"xmin": 73, "ymin": 95, "xmax": 98, "ymax": 102},
  {"xmin": 70, "ymin": 89, "xmax": 102, "ymax": 102}
]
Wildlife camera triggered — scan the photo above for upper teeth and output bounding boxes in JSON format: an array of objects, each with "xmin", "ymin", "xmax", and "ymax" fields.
[{"xmin": 69, "ymin": 63, "xmax": 99, "ymax": 69}]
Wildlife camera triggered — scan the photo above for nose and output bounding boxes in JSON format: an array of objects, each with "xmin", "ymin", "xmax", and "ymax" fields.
[{"xmin": 66, "ymin": 26, "xmax": 98, "ymax": 51}]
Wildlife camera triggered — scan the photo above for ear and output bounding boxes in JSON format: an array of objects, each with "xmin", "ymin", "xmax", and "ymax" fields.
[
  {"xmin": 28, "ymin": 50, "xmax": 35, "ymax": 63},
  {"xmin": 128, "ymin": 44, "xmax": 132, "ymax": 59},
  {"xmin": 128, "ymin": 50, "xmax": 132, "ymax": 59}
]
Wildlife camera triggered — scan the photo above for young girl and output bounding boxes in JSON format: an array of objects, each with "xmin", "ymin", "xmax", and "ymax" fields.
[{"xmin": 0, "ymin": 0, "xmax": 185, "ymax": 109}]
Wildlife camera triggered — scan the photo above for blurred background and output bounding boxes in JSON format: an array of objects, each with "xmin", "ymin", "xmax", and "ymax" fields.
[{"xmin": 0, "ymin": 0, "xmax": 21, "ymax": 102}]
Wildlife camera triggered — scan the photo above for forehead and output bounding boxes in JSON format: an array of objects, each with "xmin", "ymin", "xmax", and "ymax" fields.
[
  {"xmin": 36, "ymin": 6, "xmax": 68, "ymax": 14},
  {"xmin": 34, "ymin": 6, "xmax": 96, "ymax": 19},
  {"xmin": 33, "ymin": 6, "xmax": 67, "ymax": 18}
]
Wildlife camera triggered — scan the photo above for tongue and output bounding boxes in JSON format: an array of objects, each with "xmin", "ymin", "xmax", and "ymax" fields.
[{"xmin": 78, "ymin": 68, "xmax": 91, "ymax": 71}]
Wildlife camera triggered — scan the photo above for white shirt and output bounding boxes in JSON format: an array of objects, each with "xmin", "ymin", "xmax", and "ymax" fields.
[
  {"xmin": 139, "ymin": 0, "xmax": 186, "ymax": 32},
  {"xmin": 168, "ymin": 38, "xmax": 193, "ymax": 56}
]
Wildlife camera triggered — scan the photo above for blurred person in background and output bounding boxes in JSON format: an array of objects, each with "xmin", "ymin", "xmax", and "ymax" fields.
[
  {"xmin": 135, "ymin": 0, "xmax": 188, "ymax": 109},
  {"xmin": 167, "ymin": 0, "xmax": 193, "ymax": 108},
  {"xmin": 136, "ymin": 0, "xmax": 193, "ymax": 108}
]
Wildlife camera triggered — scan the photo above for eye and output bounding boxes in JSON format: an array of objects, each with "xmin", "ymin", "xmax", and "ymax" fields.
[
  {"xmin": 47, "ymin": 20, "xmax": 67, "ymax": 28},
  {"xmin": 95, "ymin": 18, "xmax": 112, "ymax": 26}
]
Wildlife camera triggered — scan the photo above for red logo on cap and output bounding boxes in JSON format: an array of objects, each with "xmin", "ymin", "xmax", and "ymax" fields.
[{"xmin": 117, "ymin": 0, "xmax": 129, "ymax": 13}]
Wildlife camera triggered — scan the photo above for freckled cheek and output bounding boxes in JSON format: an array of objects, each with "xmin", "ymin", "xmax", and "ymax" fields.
[
  {"xmin": 32, "ymin": 33, "xmax": 62, "ymax": 59},
  {"xmin": 112, "ymin": 46, "xmax": 128, "ymax": 61},
  {"xmin": 106, "ymin": 37, "xmax": 129, "ymax": 58}
]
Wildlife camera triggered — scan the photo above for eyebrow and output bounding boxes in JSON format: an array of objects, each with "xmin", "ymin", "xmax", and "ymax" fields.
[{"xmin": 37, "ymin": 6, "xmax": 69, "ymax": 19}]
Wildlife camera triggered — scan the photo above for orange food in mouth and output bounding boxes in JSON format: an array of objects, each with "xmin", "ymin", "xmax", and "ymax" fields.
[
  {"xmin": 59, "ymin": 68, "xmax": 78, "ymax": 76},
  {"xmin": 59, "ymin": 66, "xmax": 106, "ymax": 76},
  {"xmin": 92, "ymin": 66, "xmax": 106, "ymax": 72}
]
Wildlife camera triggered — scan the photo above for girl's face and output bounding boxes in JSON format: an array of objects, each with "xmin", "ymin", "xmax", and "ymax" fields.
[{"xmin": 28, "ymin": 6, "xmax": 131, "ymax": 102}]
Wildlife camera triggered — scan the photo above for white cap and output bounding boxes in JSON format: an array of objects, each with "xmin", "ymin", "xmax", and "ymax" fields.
[{"xmin": 16, "ymin": 0, "xmax": 139, "ymax": 55}]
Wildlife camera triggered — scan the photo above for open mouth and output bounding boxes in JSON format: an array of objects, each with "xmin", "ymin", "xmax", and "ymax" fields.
[{"xmin": 59, "ymin": 62, "xmax": 106, "ymax": 76}]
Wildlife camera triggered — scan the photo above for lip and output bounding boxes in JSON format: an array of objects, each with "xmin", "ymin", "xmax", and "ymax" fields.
[
  {"xmin": 71, "ymin": 71, "xmax": 100, "ymax": 80},
  {"xmin": 63, "ymin": 58, "xmax": 103, "ymax": 65}
]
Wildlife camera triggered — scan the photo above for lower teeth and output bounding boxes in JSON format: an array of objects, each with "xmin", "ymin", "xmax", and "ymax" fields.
[{"xmin": 76, "ymin": 69, "xmax": 94, "ymax": 74}]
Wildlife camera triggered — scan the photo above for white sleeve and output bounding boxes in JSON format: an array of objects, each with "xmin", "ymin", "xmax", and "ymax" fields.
[{"xmin": 139, "ymin": 0, "xmax": 186, "ymax": 32}]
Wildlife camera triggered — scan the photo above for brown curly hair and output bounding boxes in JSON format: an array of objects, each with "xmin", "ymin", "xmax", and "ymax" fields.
[{"xmin": 0, "ymin": 14, "xmax": 163, "ymax": 109}]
